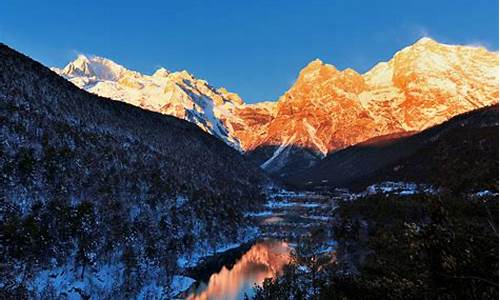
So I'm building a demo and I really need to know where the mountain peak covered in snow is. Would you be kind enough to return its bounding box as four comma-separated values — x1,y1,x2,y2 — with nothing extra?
152,67,170,77
52,38,499,175
54,54,247,150
414,36,437,45
301,58,337,74
244,38,499,175
57,54,132,81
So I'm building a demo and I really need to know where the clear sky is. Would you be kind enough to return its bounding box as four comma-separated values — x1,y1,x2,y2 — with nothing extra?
0,0,498,103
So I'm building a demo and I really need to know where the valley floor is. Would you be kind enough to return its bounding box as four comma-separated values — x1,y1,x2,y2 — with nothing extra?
3,182,497,300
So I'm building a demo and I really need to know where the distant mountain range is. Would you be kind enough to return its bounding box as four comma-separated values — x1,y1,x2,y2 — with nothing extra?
53,38,499,176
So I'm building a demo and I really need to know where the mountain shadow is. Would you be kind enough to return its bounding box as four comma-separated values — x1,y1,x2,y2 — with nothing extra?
246,144,322,179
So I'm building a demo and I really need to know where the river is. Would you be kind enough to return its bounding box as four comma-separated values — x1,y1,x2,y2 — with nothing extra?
184,190,340,300
186,240,291,300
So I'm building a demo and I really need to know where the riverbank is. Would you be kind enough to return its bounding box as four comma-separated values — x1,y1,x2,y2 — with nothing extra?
183,241,256,282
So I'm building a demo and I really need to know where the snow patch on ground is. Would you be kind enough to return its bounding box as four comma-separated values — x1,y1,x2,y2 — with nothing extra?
134,275,196,299
264,200,323,209
244,210,275,217
260,134,296,169
26,260,197,299
28,258,125,299
169,275,196,298
357,181,438,197
304,215,332,221
473,190,499,197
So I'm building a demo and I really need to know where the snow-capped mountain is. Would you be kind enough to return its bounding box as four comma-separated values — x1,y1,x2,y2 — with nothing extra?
52,38,498,175
52,55,245,150
249,38,499,174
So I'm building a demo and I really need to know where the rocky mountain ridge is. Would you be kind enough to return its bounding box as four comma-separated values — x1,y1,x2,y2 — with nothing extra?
251,38,498,175
52,55,246,150
52,38,499,175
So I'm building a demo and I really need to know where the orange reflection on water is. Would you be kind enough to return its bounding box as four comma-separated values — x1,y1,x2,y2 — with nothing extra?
186,240,291,300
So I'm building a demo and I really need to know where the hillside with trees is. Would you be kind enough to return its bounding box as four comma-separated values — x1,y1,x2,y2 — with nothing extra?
0,43,267,299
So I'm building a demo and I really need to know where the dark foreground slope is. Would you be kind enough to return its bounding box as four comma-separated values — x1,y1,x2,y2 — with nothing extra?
288,105,499,192
0,44,266,298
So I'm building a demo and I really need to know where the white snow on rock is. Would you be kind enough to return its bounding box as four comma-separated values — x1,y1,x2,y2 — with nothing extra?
52,55,245,151
51,39,498,169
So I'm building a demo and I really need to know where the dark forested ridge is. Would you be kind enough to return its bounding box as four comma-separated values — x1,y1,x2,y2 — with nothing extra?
253,193,499,300
0,43,268,298
287,105,499,192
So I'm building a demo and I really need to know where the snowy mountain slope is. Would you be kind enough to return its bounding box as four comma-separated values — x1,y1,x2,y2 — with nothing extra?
52,55,245,150
360,37,499,131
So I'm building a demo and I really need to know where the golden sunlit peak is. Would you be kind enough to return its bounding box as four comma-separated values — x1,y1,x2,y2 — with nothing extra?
302,58,338,74
342,67,360,75
403,37,441,52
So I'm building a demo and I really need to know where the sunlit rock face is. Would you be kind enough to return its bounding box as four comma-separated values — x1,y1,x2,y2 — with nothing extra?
261,59,380,157
248,38,499,173
53,38,498,174
361,37,499,131
186,241,291,300
224,101,278,151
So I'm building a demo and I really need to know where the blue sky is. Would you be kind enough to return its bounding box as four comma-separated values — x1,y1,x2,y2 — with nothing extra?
0,0,498,103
